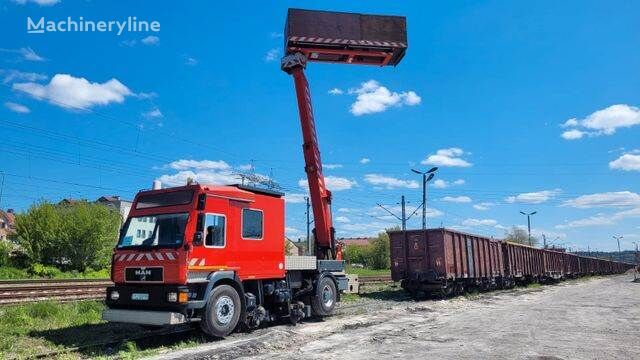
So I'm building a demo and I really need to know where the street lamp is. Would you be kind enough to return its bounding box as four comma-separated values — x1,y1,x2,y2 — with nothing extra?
411,167,438,230
613,235,623,261
519,211,537,246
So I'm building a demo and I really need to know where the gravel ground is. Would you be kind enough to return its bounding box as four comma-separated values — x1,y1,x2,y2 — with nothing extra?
150,275,640,360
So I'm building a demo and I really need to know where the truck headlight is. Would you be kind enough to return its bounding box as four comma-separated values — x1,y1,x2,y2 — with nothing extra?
167,292,178,302
110,290,120,301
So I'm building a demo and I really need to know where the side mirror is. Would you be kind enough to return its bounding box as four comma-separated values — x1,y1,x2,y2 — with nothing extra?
193,231,204,246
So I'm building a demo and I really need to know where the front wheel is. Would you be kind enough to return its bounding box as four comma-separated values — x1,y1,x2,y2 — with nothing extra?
311,276,337,316
200,284,241,337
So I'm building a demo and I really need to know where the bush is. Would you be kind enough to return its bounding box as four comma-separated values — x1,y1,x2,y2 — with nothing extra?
15,201,120,272
28,263,63,278
344,231,391,270
0,241,11,267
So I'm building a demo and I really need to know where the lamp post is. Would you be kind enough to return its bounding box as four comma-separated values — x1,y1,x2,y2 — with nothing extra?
411,167,438,230
519,211,537,246
613,235,623,261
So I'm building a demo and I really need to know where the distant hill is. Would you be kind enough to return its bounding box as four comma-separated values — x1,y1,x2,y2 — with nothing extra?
574,250,639,264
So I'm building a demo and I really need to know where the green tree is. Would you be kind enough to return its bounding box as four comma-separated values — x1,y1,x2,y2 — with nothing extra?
60,202,120,271
505,226,539,246
14,201,120,271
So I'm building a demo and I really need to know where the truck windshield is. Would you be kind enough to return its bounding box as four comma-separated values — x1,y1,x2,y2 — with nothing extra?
118,213,188,249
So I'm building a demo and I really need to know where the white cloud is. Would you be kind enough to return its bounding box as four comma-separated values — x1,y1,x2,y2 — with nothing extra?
364,174,419,189
157,170,238,187
421,148,472,167
0,47,45,61
0,69,47,84
19,47,45,61
561,129,585,140
432,179,447,189
324,164,343,169
12,0,59,5
4,102,30,113
560,104,640,139
143,108,163,119
562,191,640,209
473,202,495,211
13,74,132,109
185,57,198,66
284,193,307,204
264,48,280,62
168,159,231,171
556,216,615,229
359,158,370,164
556,207,640,229
442,196,472,203
462,218,498,227
285,227,301,238
141,36,160,45
348,80,421,116
505,189,561,204
328,88,344,95
610,152,640,172
432,178,465,189
298,176,356,191
335,216,350,223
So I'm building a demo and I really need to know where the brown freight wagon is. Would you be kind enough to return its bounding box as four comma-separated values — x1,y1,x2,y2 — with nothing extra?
501,241,544,283
389,229,504,296
543,250,565,280
563,252,580,278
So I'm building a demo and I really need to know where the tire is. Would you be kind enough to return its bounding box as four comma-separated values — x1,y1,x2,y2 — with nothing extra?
311,276,337,317
200,284,242,338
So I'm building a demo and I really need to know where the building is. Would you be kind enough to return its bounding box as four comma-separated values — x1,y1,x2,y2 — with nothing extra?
0,209,16,241
338,237,373,247
96,196,132,223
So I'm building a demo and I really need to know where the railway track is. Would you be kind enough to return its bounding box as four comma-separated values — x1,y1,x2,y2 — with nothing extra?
0,279,111,305
0,275,392,305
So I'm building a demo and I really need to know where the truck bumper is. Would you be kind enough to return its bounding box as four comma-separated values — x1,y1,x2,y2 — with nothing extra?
102,309,188,326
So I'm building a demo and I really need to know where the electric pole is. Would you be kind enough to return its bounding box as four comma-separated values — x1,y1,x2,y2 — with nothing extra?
519,211,537,246
411,167,438,230
400,195,406,231
376,200,405,230
613,235,623,261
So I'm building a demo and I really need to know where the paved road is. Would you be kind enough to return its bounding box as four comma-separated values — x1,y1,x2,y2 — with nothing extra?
151,275,640,360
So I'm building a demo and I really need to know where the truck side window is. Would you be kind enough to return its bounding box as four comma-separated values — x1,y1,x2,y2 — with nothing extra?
204,214,226,247
242,209,263,239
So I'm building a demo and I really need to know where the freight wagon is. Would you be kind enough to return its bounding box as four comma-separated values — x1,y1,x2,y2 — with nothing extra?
390,228,635,297
389,229,505,296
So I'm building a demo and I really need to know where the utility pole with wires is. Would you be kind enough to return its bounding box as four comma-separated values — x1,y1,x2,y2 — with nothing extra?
411,167,438,230
613,235,623,261
542,233,547,249
400,195,406,230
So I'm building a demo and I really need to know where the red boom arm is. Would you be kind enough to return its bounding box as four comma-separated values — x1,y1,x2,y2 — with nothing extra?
282,53,336,259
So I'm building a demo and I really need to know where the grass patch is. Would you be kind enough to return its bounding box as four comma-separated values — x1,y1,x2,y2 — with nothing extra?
341,293,361,302
0,300,212,359
346,266,390,276
0,266,110,280
526,282,542,289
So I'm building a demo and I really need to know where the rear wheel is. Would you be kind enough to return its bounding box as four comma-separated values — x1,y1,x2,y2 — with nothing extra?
312,276,337,316
200,285,241,338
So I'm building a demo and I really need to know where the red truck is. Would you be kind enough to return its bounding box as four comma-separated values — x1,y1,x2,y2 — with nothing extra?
102,184,346,337
102,8,407,337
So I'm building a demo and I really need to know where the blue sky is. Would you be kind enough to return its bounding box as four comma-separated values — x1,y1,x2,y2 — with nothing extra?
1,0,639,251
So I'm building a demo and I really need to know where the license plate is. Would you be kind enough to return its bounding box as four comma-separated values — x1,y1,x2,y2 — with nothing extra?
131,293,149,301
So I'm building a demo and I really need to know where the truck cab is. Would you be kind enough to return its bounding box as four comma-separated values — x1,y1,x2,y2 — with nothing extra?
103,184,347,337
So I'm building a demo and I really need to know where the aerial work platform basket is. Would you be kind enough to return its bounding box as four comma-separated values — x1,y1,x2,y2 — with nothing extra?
284,8,407,66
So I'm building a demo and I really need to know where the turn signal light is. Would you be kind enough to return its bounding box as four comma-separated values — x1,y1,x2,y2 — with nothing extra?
178,292,188,303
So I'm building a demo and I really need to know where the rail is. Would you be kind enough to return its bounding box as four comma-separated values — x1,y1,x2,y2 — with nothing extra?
0,275,393,305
